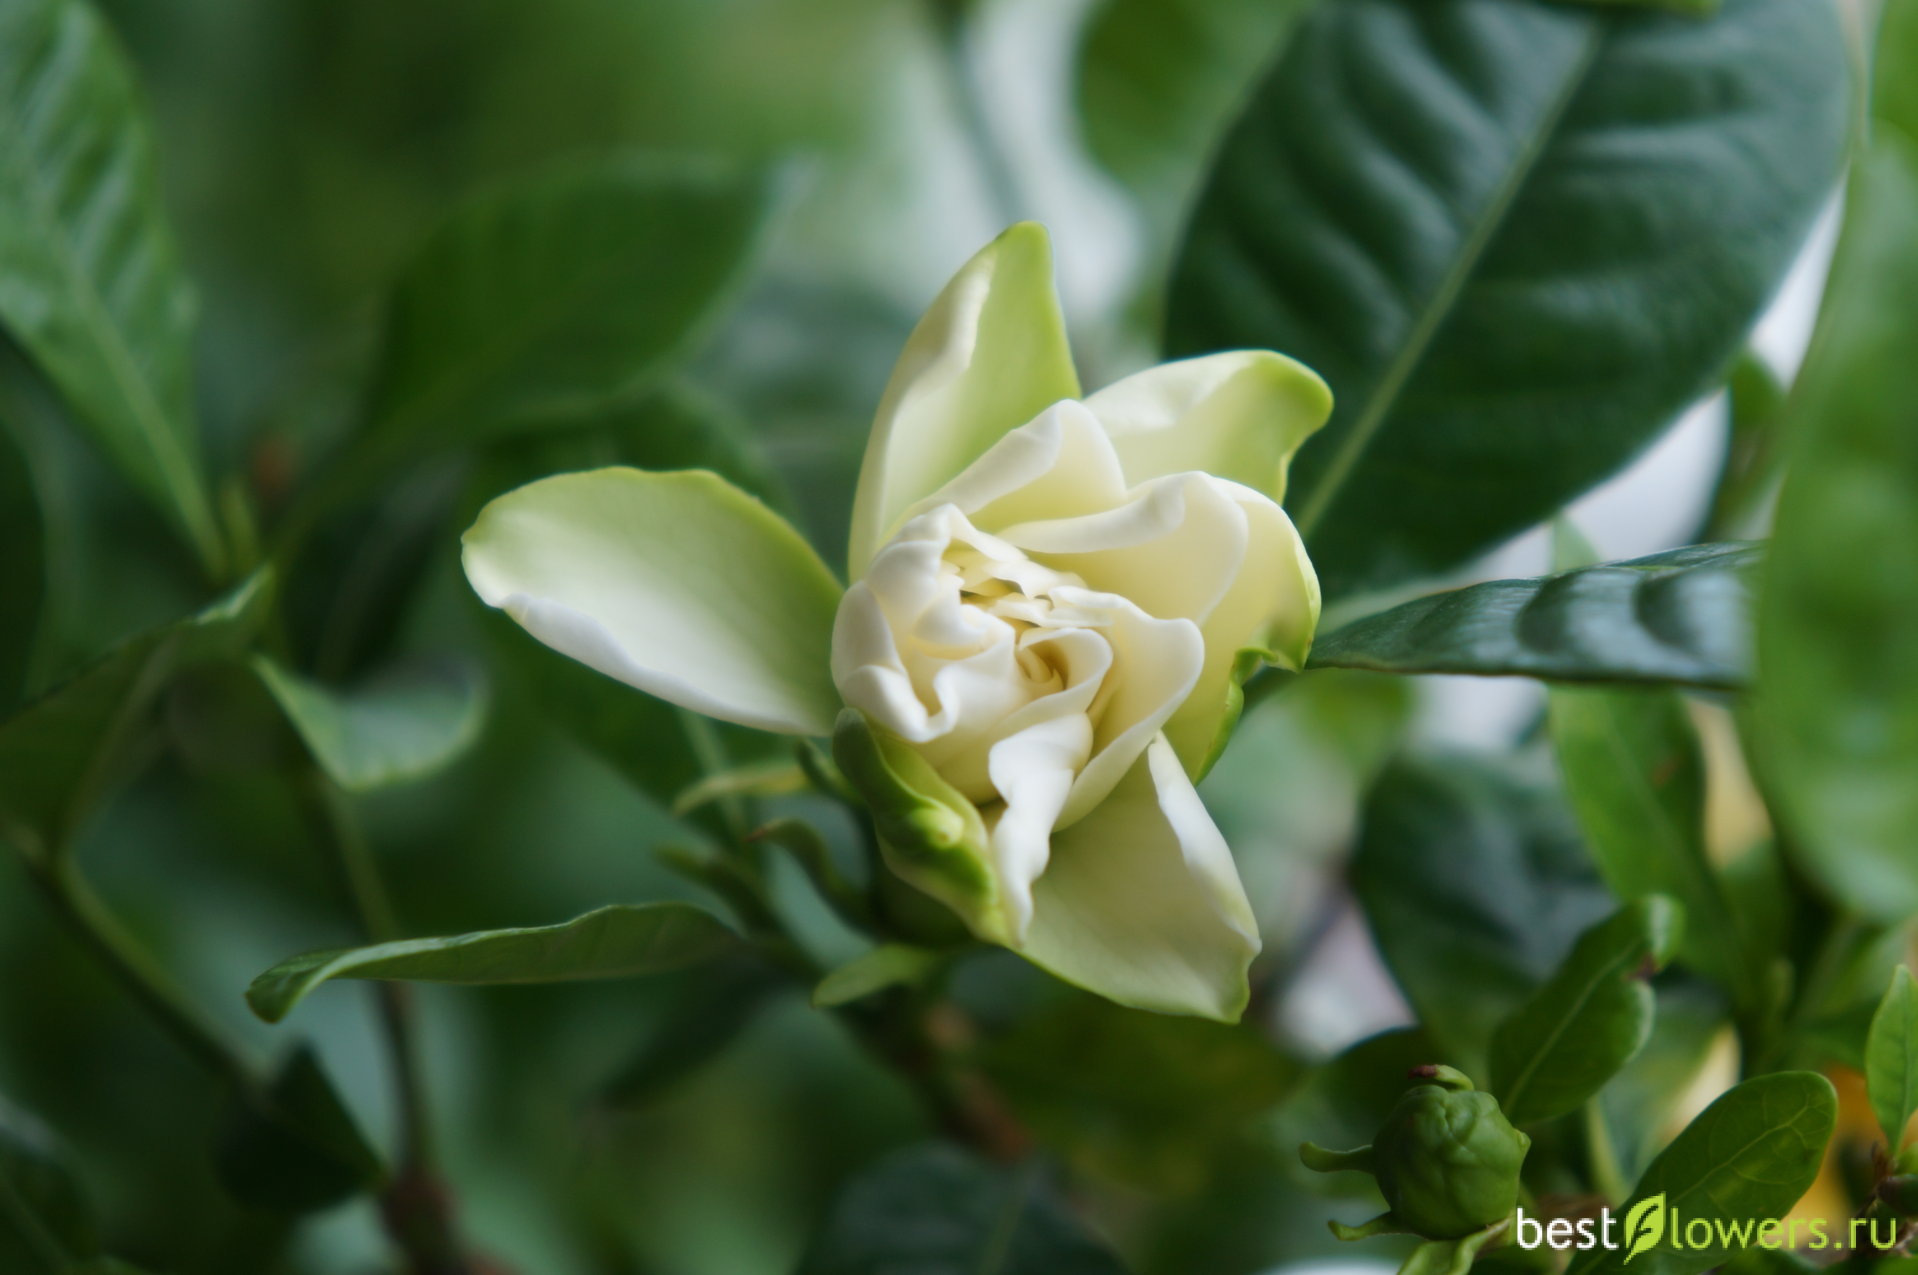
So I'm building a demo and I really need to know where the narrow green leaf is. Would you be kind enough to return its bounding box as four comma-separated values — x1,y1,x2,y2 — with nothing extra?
1490,897,1679,1126
355,156,771,465
1167,0,1847,598
1569,1072,1836,1275
1867,967,1918,1153
1549,688,1751,1007
812,945,944,1009
0,0,221,572
246,902,740,1023
253,654,488,793
1756,138,1918,921
1353,754,1611,1070
797,1144,1127,1275
212,1046,382,1213
0,571,271,862
1309,545,1760,689
980,991,1298,1193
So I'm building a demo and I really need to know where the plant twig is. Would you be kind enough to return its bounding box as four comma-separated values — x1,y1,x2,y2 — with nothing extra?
300,767,472,1275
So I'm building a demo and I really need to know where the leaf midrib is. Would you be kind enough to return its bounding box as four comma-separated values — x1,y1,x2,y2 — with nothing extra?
1292,20,1609,539
1500,933,1644,1121
0,5,216,565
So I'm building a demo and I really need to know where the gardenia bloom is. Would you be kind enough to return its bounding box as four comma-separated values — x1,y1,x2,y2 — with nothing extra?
461,224,1329,1020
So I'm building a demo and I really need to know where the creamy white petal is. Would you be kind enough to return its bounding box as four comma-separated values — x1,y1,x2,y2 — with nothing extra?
986,712,1094,938
999,472,1249,628
1019,736,1260,1021
464,468,843,735
1084,350,1331,502
1160,487,1320,772
909,400,1129,536
847,223,1081,574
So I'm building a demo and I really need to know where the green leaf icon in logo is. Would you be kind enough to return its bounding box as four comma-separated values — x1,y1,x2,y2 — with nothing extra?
1623,1193,1667,1264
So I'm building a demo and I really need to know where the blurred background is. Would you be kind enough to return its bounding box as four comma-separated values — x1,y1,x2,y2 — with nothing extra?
0,0,1876,1271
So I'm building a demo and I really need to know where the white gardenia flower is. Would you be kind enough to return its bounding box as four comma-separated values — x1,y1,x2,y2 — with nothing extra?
461,223,1330,1020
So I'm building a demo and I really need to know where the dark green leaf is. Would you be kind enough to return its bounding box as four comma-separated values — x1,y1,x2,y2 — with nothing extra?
355,156,771,465
0,0,221,571
1569,1072,1836,1275
1755,136,1918,922
980,991,1298,1193
253,654,489,792
797,1144,1128,1275
1549,689,1752,1006
0,1097,96,1269
0,571,271,862
1309,545,1760,690
1490,897,1678,1126
212,1046,382,1213
246,902,740,1023
1354,755,1611,1069
1867,966,1918,1153
0,417,44,713
598,956,786,1109
1167,0,1847,598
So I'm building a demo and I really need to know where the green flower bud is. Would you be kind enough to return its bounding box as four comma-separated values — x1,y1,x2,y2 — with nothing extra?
1300,1065,1530,1243
1374,1066,1530,1239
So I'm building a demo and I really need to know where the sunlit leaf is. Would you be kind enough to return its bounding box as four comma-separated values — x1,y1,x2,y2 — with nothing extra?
1867,967,1918,1154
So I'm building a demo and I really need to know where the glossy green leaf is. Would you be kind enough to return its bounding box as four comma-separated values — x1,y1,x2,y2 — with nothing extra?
354,156,770,465
1756,138,1918,922
0,0,221,572
1550,689,1752,1006
1569,1072,1836,1275
212,1046,382,1213
796,1144,1127,1275
1867,967,1918,1153
1490,897,1678,1127
0,572,270,862
980,991,1298,1193
246,902,740,1023
812,945,945,1010
1167,0,1847,598
1309,545,1760,689
1354,754,1611,1069
1597,980,1731,1182
253,655,488,792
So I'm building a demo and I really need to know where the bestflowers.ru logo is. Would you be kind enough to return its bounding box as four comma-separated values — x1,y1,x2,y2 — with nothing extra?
1515,1193,1901,1260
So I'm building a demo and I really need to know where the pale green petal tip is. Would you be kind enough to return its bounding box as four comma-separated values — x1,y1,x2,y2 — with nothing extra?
830,710,1013,945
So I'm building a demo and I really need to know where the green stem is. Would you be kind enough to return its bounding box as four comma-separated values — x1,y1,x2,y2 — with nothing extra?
1583,1101,1629,1205
299,769,468,1275
18,850,254,1091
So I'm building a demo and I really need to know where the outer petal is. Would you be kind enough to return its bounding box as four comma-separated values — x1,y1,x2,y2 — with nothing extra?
464,468,843,735
847,223,1081,574
1018,736,1260,1021
1083,350,1331,503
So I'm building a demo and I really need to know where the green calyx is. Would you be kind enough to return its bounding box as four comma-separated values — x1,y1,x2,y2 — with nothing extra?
1301,1065,1531,1242
830,709,1008,945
